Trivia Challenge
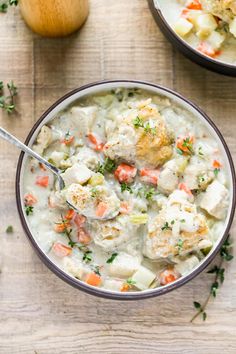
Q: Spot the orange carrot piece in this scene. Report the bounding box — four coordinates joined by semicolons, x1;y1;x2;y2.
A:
96;202;108;218
120;283;130;292
87;133;104;151
54;221;70;233
213;160;222;169
62;135;74;145
160;269;178;286
139;168;159;185
77;228;91;245
186;0;202;10
52;242;72;257
176;135;194;154
65;209;75;220
120;201;131;214
85;273;102;287
35;175;49;188
114;163;137;183
178;182;193;197
74;214;86;227
24;193;37;206
197;42;221;58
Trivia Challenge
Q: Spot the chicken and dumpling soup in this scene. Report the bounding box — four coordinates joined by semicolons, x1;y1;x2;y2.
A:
23;88;230;292
157;0;236;64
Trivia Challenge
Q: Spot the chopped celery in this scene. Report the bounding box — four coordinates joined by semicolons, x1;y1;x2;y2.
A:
130;214;148;225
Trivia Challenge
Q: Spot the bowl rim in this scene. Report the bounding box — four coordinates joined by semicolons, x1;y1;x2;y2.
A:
147;0;236;75
15;79;236;300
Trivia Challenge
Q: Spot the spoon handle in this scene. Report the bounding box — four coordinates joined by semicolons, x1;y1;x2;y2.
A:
0;126;60;176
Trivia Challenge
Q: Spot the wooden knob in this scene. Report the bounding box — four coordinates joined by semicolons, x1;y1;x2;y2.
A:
20;0;89;37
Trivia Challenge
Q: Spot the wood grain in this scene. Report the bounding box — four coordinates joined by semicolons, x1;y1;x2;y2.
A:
0;1;235;353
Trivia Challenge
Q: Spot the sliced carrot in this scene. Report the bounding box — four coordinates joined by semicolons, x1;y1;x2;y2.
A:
65;209;75;220
85;272;102;287
74;214;86;227
120;201;131;214
87;133;104;151
176;135;194;154
181;8;191;19
139;168;159;185
35;175;49;188
114;163;137;183
62;135;74;145
54;221;70;233
197;42;221;58
160;269;178;286
178;182;193;197
24;193;37;206
77;228;91;245
96;202;108;218
186;0;202;10
213;160;222;169
120;283;130;292
52;242;72;257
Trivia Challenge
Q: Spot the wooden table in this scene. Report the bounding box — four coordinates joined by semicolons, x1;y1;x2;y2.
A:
0;1;235;353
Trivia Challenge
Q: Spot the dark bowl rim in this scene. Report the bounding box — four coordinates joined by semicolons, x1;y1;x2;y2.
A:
15;79;236;300
147;0;236;73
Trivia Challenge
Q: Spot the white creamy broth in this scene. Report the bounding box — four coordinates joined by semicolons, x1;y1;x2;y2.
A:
23;88;230;292
157;0;236;65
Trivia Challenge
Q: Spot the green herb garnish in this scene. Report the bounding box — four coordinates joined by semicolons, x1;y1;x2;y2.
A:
120;182;133;193
214;168;220;177
83;250;92;263
191;237;233;322
106;252;118;264
0;80;17;113
161;222;172;231
97;157;116;175
177;239;183;252
6;225;13;233
126;278;136;286
25;205;34;216
133;116;156;135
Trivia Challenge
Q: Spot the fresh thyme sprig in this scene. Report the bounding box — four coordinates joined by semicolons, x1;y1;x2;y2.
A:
0;80;17;113
0;0;18;13
191;237;233;322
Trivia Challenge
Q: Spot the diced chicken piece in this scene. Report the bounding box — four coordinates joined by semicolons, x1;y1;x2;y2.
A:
76;146;101;171
63;257;86;280
62;163;92;187
69;106;97;137
48;151;67;167
33;125;52;156
200;180;228;219
183;157;212;190
90;215;139;251
158;160;179;194
102;278;124;291
174;255;200;276
131;266;156;290
108;252;141;277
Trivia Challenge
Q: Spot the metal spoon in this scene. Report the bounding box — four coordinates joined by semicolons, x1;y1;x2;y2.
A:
0;126;118;220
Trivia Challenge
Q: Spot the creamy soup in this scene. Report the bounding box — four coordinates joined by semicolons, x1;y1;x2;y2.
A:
157;0;236;65
23;88;230;292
